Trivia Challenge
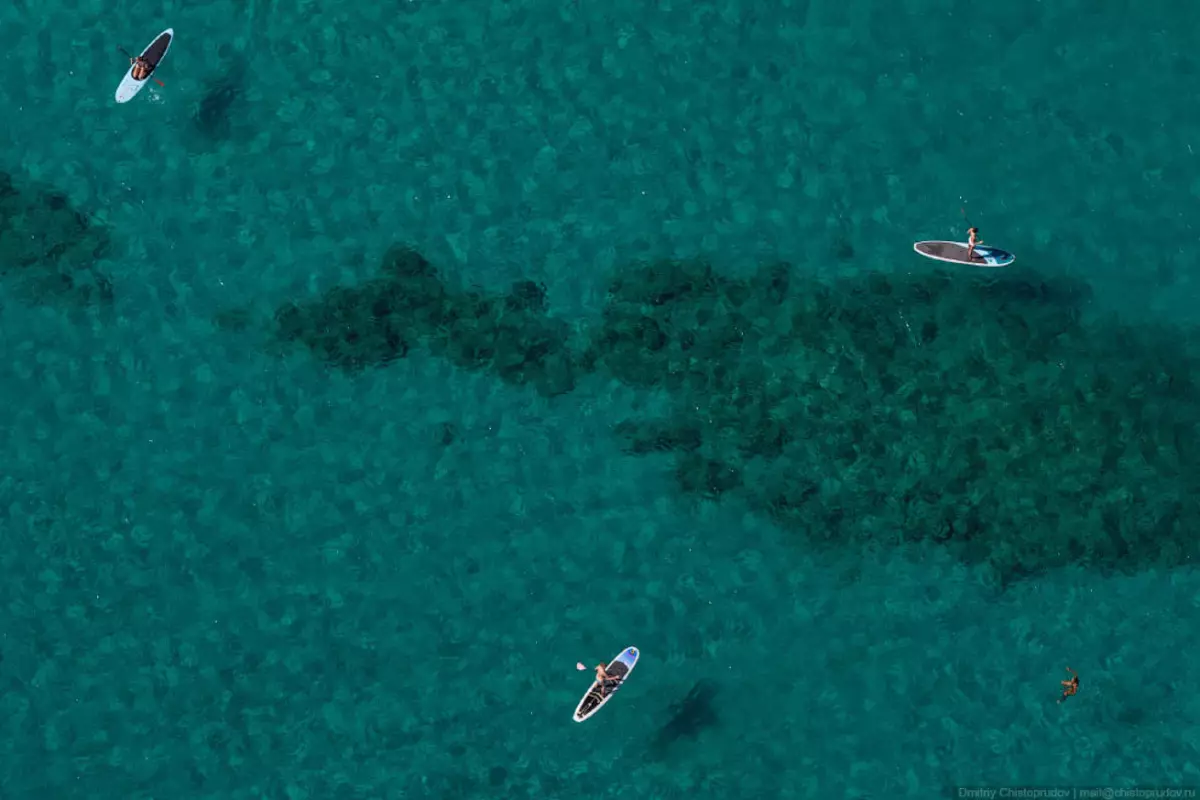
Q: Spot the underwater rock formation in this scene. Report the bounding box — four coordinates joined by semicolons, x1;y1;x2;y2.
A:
272;246;579;396
592;259;1200;582
0;170;114;306
261;245;1200;582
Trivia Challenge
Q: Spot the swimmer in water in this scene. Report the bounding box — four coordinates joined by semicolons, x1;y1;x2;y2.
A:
1058;666;1079;703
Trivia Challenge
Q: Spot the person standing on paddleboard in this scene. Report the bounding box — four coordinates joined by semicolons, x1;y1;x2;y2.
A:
966;227;982;261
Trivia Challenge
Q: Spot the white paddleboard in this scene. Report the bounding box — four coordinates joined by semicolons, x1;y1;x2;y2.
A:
913;240;1015;268
115;29;173;104
573;646;639;723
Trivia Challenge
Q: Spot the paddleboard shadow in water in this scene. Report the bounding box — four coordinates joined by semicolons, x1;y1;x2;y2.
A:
647;679;720;760
191;63;246;142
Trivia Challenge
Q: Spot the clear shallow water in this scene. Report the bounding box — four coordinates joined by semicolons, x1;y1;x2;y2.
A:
2;0;1199;797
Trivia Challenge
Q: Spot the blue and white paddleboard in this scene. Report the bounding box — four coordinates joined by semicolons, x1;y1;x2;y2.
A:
573;646;639;722
115;29;173;104
914;240;1015;268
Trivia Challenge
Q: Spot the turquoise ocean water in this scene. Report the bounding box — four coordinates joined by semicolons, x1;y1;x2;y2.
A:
3;0;1200;796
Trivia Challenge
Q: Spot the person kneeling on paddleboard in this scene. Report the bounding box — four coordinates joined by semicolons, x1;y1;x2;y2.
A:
130;56;153;81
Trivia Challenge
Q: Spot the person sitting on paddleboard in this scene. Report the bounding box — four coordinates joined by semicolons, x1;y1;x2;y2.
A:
1058;666;1079;703
130;56;153;81
966;227;982;260
593;662;621;697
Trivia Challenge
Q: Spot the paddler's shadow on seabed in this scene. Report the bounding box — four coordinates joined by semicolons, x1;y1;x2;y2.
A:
645;679;720;761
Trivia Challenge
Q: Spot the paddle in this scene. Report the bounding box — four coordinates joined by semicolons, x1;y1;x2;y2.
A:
117;46;166;87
